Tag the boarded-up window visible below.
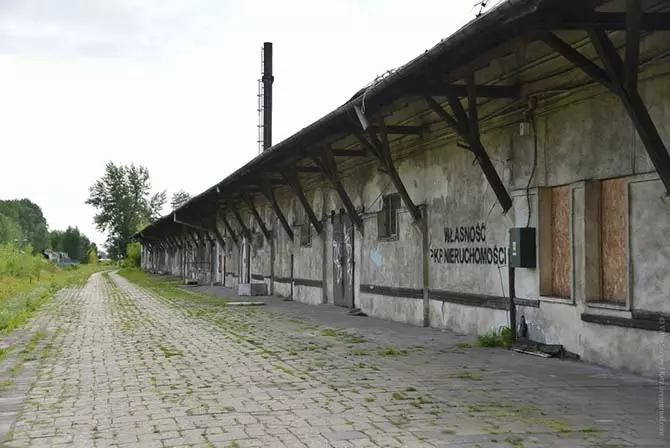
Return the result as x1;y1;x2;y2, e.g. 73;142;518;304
551;187;571;297
377;194;401;240
539;186;572;298
600;179;627;302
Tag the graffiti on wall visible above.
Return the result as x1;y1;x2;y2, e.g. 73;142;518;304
430;222;507;265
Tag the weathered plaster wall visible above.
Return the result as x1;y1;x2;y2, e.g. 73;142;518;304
333;70;670;375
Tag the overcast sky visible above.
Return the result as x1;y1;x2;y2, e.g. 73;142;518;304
0;0;498;249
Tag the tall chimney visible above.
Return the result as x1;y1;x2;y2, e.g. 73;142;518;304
262;42;273;151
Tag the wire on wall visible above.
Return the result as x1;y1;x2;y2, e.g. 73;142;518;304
525;100;538;228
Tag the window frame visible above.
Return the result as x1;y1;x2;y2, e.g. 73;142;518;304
300;222;312;247
377;193;401;241
538;185;575;303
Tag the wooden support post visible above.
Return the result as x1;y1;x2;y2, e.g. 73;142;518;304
311;147;363;232
375;120;423;224
282;166;323;235
231;206;252;241
188;232;199;248
217;210;239;248
424;84;513;213
542;30;670;195
208;218;227;253
242;192;272;241
260;181;294;240
625;0;642;91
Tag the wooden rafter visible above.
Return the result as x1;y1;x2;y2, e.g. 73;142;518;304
408;83;521;98
368;125;422;135
531;11;670;31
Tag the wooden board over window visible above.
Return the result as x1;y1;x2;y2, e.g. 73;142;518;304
600;178;627;302
551;186;571;298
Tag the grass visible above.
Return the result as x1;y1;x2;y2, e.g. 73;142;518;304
477;327;513;349
118;268;229;309
504;436;525;447
319;327;365;344
158;345;183;358
392;392;411;400
0;261;104;335
378;346;409;356
448;370;482;381
273;364;295;376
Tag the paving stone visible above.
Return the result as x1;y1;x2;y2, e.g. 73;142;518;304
0;272;666;447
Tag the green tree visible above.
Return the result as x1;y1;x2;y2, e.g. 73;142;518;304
60;226;92;262
87;247;99;264
170;190;191;210
0;213;22;245
126;241;141;267
0;199;49;252
86;162;166;260
49;230;64;251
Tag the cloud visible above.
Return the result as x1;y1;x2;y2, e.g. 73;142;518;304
0;0;228;59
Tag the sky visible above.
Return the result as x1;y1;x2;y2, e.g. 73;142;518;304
0;0;500;249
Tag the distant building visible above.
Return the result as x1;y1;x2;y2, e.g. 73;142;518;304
42;249;77;266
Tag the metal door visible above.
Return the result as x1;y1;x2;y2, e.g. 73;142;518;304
332;212;354;307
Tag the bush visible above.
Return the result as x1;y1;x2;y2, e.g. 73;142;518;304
477;326;513;349
0;243;45;281
125;241;141;268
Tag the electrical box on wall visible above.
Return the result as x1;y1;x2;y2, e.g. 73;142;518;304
509;227;536;268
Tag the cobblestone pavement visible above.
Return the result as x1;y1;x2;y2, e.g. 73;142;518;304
1;272;667;447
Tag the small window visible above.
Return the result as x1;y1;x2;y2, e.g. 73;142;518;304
377;193;401;240
300;223;312;247
252;230;264;249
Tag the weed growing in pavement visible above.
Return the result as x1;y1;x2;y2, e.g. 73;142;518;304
159;345;183;358
319;327;365;344
378;346;409;356
272;364;295;376
477;327;513;349
448;370;482;381
392;391;410;400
